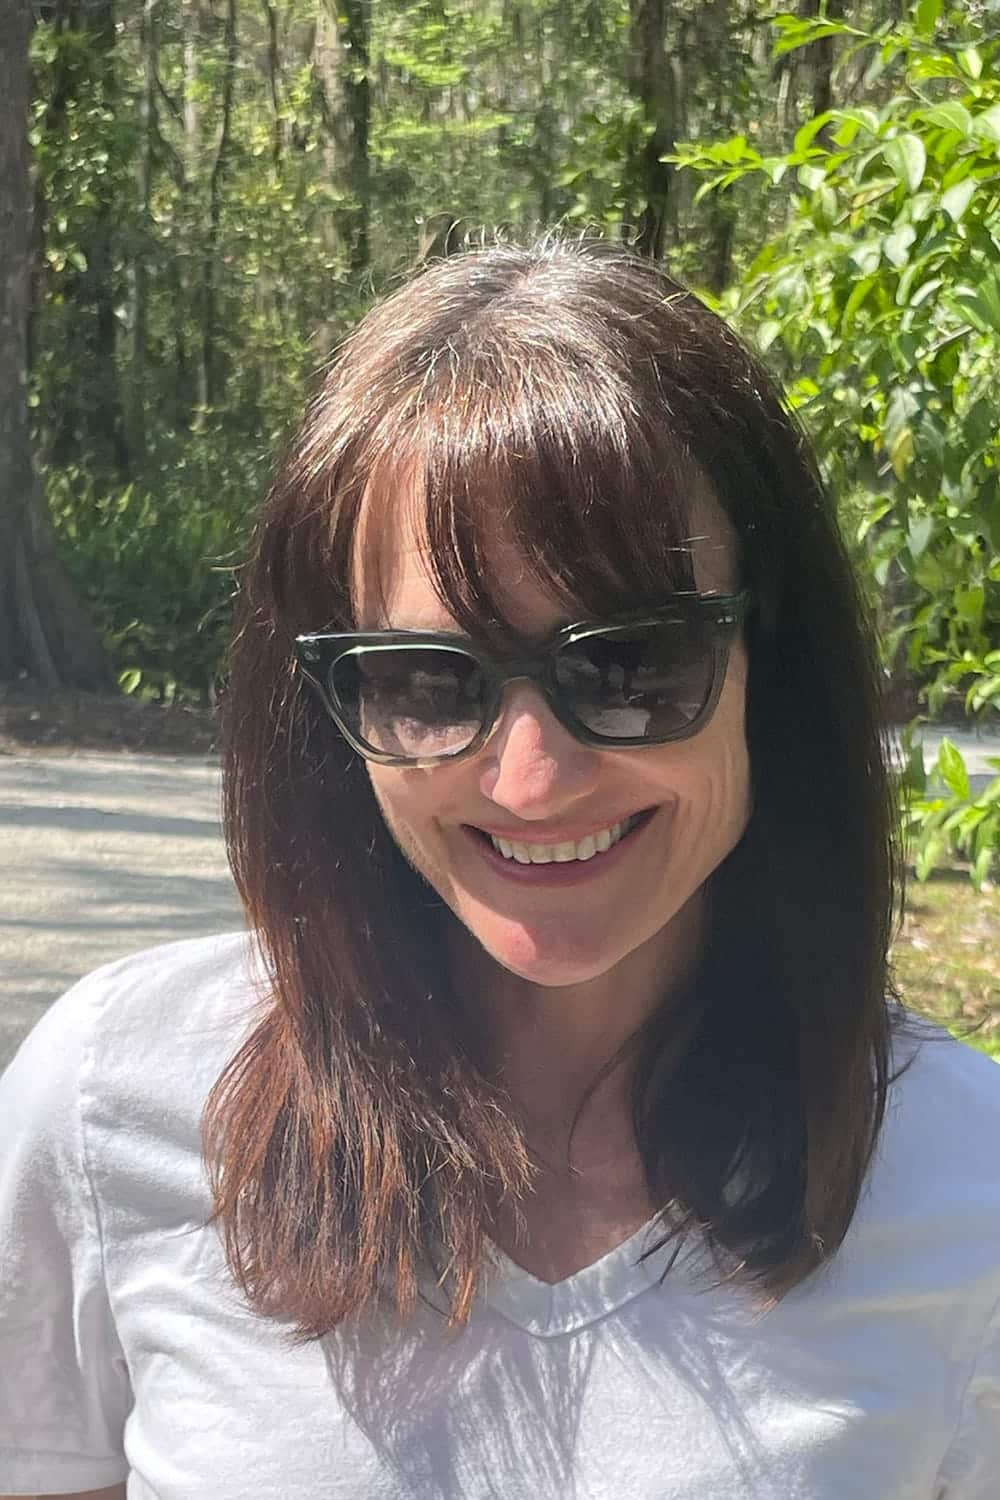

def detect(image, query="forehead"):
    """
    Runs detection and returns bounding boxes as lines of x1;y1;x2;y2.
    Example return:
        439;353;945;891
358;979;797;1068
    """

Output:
351;463;739;635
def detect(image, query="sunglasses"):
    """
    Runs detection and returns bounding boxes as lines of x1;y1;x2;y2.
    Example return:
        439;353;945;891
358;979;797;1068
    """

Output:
294;592;749;767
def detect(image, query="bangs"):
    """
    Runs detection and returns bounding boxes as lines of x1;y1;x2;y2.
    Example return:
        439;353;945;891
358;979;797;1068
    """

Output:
352;341;721;644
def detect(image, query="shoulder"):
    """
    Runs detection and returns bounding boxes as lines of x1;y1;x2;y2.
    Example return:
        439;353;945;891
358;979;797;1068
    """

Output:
2;931;267;1154
882;1018;1000;1193
848;1018;1000;1288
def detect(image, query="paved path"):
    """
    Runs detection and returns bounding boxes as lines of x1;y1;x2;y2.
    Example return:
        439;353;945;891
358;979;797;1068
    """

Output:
1;751;242;1071
2;724;998;1071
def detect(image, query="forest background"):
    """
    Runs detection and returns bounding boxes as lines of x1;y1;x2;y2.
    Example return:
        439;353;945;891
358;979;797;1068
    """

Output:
1;0;999;884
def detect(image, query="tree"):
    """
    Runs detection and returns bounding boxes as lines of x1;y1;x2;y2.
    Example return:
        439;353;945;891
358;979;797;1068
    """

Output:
673;2;1000;880
625;0;677;257
0;0;111;687
19;0;972;709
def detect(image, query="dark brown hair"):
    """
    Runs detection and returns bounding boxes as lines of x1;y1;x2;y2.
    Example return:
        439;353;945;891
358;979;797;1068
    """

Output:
205;235;903;1341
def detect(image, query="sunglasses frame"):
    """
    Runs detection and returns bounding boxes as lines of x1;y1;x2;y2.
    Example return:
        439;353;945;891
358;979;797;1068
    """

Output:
294;591;750;768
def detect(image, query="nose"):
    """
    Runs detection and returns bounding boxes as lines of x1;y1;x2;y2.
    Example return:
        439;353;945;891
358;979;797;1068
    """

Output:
478;682;601;820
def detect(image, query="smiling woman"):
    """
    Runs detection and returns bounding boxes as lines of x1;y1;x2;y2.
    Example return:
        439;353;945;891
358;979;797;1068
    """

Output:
1;236;999;1500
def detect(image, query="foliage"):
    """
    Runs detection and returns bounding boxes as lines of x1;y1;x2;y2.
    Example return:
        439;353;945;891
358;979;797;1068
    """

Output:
48;426;263;700
671;1;1000;882
891;854;1000;1059
24;0;785;699
899;732;1000;887
21;0;1000;897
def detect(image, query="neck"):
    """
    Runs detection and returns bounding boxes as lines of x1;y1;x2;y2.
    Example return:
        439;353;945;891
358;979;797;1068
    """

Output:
450;894;704;1173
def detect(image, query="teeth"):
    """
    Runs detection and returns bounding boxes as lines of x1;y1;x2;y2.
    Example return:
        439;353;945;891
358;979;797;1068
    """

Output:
488;816;637;864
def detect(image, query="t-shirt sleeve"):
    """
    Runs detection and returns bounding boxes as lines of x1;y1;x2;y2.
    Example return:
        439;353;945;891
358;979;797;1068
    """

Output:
934;1294;1000;1499
0;970;132;1495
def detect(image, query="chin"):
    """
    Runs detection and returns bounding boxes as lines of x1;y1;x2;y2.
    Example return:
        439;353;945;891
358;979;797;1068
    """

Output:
470;919;637;989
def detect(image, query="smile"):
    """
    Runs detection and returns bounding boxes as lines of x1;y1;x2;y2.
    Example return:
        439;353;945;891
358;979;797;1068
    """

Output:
486;812;644;864
464;808;657;885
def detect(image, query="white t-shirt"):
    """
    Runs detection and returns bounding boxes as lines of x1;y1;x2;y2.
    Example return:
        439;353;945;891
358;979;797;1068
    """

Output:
1;932;998;1499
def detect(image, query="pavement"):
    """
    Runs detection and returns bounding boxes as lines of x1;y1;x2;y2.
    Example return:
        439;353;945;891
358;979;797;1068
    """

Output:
2;724;999;1073
1;751;242;1072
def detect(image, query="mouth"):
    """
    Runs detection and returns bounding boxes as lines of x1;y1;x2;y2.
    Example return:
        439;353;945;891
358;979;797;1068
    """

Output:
462;807;658;885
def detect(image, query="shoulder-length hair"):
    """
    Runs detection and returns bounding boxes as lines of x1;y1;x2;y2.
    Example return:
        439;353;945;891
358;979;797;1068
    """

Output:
205;235;903;1342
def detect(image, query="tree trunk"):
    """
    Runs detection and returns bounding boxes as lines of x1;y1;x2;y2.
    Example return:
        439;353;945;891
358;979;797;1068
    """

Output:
811;0;846;120
314;0;371;276
33;0;128;476
90;0;127;475
131;0;160;464
202;0;238;410
627;0;676;261
533;14;556;224
0;0;112;687
182;0;205;419
262;0;284;164
705;189;737;294
701;0;737;293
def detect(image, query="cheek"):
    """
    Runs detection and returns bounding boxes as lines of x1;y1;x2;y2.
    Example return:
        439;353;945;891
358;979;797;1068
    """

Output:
367;768;418;844
667;665;752;851
366;766;453;882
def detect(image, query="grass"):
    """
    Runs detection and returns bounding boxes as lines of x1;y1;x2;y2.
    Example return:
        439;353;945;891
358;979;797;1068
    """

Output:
893;862;1000;1061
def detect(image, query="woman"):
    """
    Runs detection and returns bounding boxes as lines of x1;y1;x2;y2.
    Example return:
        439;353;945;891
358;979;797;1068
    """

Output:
1;237;998;1499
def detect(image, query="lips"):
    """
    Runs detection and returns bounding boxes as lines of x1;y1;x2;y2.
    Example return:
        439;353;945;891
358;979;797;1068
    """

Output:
463;808;657;884
484;812;644;865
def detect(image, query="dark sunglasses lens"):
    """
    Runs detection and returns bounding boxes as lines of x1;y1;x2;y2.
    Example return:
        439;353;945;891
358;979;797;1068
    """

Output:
554;621;717;740
330;647;485;759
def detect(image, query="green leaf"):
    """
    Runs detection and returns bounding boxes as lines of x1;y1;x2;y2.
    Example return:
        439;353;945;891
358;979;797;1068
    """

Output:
941;156;973;191
904;733;927;794
850;240;883;276
119;667;142;696
915;832;948;881
797;162;827;192
832;117;861;148
884;134;926;193
772;17;848;60
937;739;971;800
893;427;915;479
842;272;877;330
973;845;994;888
957;47;983;80
915;0;942;37
948;277;1000;336
968;678;1000;713
940;178;977;223
794;113;836;155
910;54;960;81
971;105;1000;143
955;585;985;626
919;102;972;137
756;319;782;351
906;191;937;224
831;107;880;148
977;276;1000;335
908;513;933;557
884;223;916;268
885;385;920;449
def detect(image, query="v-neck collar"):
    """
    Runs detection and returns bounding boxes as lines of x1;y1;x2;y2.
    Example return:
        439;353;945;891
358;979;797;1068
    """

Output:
477;1216;679;1338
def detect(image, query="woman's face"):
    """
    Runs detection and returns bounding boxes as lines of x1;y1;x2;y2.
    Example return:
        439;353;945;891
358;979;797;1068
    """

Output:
356;496;752;990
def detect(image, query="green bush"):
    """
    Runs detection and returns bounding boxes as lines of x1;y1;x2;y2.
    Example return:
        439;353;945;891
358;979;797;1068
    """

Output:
48;428;266;702
672;2;1000;883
